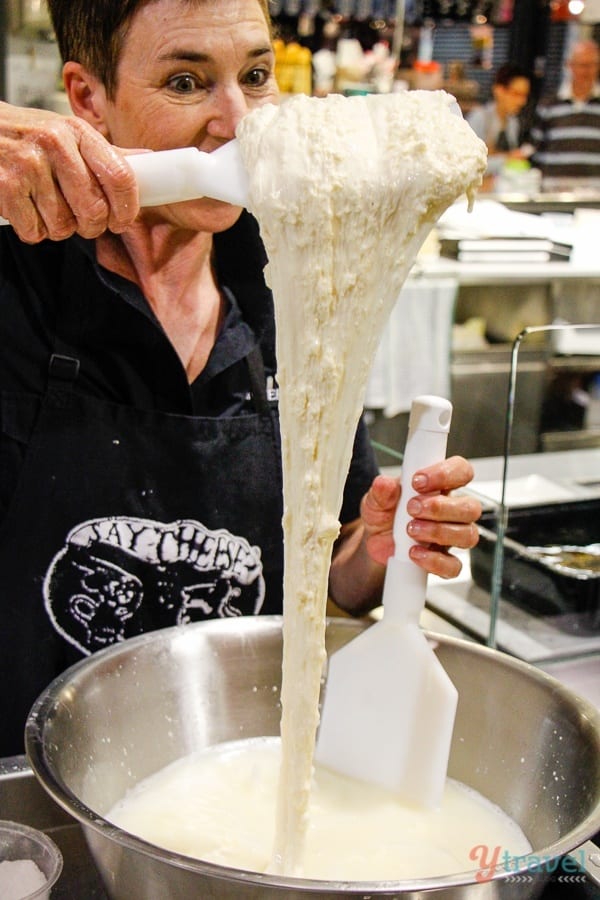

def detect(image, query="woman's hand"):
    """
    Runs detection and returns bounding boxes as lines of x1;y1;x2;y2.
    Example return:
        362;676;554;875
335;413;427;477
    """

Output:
361;457;482;580
0;101;139;243
329;456;481;615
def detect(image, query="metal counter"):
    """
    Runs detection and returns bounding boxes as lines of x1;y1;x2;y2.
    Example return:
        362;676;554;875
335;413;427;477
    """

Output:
383;450;600;690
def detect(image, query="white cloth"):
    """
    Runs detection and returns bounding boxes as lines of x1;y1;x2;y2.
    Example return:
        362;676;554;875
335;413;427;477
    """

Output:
365;277;457;417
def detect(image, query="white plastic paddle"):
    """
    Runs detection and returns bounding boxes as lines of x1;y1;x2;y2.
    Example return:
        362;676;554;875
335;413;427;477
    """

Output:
126;140;249;207
0;141;249;229
315;395;458;808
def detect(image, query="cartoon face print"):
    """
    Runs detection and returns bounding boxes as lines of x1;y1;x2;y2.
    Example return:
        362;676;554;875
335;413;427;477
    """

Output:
67;555;143;650
44;517;265;655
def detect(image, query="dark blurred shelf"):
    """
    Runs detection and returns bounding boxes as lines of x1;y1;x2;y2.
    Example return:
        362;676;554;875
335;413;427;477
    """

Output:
541;429;600;452
550;356;600;372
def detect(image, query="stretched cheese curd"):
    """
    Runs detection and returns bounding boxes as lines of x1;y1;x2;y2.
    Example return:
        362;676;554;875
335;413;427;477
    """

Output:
237;90;487;874
110;91;490;880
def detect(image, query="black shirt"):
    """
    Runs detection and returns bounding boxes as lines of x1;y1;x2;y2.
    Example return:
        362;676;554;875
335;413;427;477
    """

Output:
0;210;377;535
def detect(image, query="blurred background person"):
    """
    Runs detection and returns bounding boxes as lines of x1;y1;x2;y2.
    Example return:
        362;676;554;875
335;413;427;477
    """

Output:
467;63;532;181
531;38;600;180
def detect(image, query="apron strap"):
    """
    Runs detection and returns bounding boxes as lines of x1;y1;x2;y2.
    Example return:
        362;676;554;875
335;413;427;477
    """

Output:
48;242;84;390
48;353;80;386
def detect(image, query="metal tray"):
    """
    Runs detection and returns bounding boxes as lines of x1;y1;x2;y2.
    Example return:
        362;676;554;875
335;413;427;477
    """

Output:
470;499;600;636
0;756;107;898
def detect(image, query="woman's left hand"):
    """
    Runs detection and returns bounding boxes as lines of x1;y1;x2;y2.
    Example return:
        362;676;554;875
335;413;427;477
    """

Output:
360;457;482;580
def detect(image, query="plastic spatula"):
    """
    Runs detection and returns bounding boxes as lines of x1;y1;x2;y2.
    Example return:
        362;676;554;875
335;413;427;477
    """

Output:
126;140;249;207
315;395;458;809
0;141;249;228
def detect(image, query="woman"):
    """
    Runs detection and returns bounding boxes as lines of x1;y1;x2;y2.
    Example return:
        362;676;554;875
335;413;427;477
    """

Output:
0;0;481;755
467;63;531;178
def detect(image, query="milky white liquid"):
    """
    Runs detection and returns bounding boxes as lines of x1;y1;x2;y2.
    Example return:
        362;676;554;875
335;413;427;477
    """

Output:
235;92;488;873
109;736;531;881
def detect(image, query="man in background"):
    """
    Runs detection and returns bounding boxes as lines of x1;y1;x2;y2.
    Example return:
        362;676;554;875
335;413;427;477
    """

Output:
531;38;600;179
467;63;532;178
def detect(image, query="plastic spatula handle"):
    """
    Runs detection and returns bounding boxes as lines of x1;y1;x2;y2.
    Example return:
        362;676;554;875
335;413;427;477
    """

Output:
315;395;457;806
126;140;249;207
382;395;452;624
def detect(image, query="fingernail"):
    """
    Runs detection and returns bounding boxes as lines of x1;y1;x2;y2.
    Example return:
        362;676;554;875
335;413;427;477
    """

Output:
407;499;422;515
409;544;428;559
413;474;428;490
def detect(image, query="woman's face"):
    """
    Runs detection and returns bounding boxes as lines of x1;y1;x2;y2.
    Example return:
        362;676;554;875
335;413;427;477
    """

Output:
495;77;529;117
99;0;278;227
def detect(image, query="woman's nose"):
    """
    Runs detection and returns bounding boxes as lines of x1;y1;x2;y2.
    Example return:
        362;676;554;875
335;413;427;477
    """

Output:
205;84;251;140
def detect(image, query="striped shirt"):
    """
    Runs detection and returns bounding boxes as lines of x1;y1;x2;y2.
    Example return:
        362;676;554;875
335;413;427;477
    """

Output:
531;87;600;177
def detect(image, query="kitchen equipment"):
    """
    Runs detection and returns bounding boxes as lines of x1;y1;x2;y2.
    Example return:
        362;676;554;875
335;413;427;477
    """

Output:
471;498;600;636
25;621;600;897
126;140;249;207
0;819;63;899
316;396;457;807
552;323;600;356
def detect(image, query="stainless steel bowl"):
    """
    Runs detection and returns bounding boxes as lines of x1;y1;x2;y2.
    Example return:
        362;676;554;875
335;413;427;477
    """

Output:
25;617;600;899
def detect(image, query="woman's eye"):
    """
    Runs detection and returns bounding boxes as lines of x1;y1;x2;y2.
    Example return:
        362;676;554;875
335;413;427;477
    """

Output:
167;74;201;94
244;66;270;88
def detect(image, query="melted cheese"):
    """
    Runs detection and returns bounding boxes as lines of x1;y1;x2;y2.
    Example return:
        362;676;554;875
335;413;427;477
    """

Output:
236;90;487;873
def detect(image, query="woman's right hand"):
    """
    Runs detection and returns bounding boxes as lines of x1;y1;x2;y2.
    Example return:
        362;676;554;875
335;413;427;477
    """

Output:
0;101;139;243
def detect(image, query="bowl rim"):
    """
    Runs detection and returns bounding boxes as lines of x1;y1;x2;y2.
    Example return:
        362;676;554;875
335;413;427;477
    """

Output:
0;818;64;894
24;616;600;893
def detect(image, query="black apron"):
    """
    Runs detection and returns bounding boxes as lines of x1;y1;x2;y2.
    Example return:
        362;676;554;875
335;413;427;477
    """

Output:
0;262;283;756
